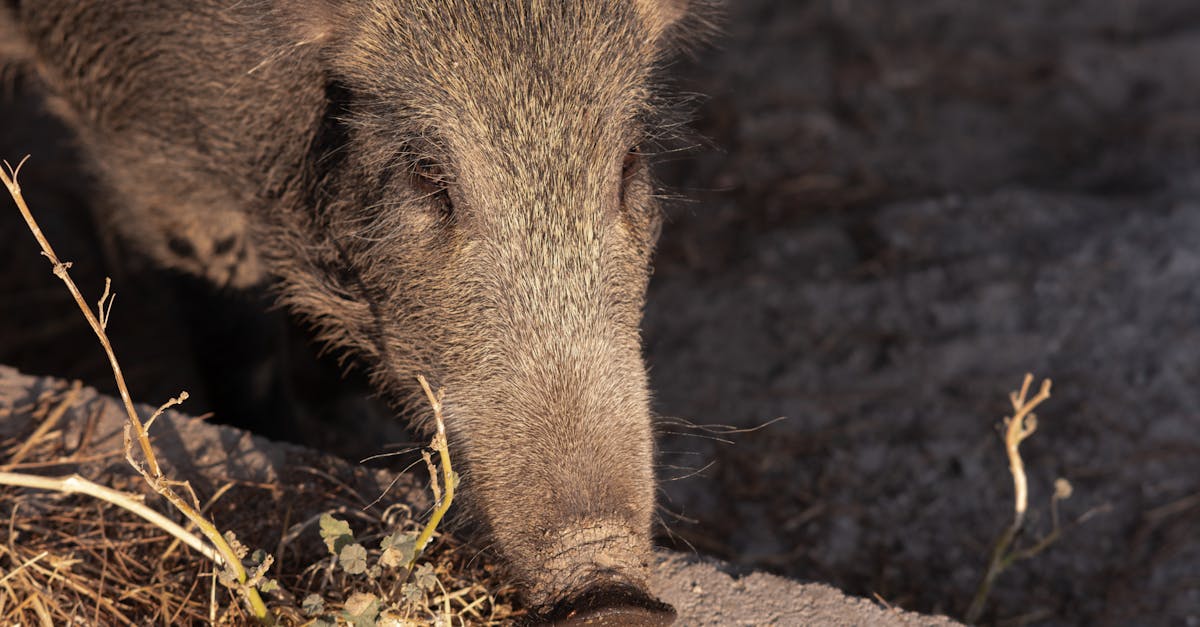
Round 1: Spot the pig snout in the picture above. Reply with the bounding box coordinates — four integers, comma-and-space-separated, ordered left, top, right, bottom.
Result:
434, 322, 672, 618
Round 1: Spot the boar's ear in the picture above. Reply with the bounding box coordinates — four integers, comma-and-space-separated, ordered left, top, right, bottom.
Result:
634, 0, 719, 50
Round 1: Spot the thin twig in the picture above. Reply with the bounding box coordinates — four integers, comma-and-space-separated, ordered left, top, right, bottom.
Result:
0, 551, 48, 587
1, 156, 159, 478
410, 375, 456, 570
965, 374, 1055, 624
422, 450, 442, 505
97, 278, 114, 331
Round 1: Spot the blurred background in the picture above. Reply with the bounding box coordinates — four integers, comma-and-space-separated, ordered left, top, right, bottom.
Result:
3, 1, 1199, 624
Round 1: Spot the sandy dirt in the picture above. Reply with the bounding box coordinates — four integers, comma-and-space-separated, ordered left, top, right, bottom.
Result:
2, 1, 1199, 625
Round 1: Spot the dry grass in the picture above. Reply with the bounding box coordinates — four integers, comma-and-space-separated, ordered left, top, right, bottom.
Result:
0, 389, 519, 624
0, 158, 519, 624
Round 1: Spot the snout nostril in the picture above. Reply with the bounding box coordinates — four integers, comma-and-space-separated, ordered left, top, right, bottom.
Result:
538, 585, 676, 627
213, 236, 238, 255
167, 235, 196, 258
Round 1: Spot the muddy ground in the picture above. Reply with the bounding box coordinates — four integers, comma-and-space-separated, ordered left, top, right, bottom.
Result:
2, 1, 1199, 625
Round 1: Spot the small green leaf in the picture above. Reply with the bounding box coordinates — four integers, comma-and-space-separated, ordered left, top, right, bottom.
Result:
257, 578, 279, 593
301, 593, 325, 616
341, 592, 381, 627
338, 542, 369, 574
402, 582, 424, 604
414, 562, 437, 591
380, 530, 405, 550
379, 532, 417, 569
319, 513, 355, 555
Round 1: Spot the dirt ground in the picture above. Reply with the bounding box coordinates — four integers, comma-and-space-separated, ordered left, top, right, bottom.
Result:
647, 1, 1200, 624
0, 366, 959, 625
2, 1, 1199, 625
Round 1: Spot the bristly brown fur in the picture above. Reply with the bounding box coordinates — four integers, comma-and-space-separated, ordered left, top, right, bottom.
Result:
2, 0, 710, 614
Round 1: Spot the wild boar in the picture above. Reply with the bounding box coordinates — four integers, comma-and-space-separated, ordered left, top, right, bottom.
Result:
2, 0, 706, 622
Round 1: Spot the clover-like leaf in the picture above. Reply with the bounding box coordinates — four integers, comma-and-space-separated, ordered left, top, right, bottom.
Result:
401, 582, 424, 604
338, 542, 369, 575
379, 530, 404, 550
380, 531, 417, 569
341, 592, 381, 627
414, 562, 437, 591
301, 593, 325, 617
319, 513, 356, 555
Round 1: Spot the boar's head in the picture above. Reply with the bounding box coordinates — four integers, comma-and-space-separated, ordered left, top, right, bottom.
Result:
265, 0, 705, 621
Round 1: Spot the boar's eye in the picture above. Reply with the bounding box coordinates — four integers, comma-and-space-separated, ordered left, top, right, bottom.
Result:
410, 157, 453, 218
619, 146, 642, 207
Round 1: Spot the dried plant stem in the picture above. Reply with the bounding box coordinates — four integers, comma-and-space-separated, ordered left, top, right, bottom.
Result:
0, 157, 158, 478
1, 157, 272, 624
0, 550, 48, 588
0, 471, 217, 562
411, 374, 456, 570
965, 373, 1053, 624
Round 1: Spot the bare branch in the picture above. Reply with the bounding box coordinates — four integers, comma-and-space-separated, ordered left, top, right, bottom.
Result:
0, 471, 218, 563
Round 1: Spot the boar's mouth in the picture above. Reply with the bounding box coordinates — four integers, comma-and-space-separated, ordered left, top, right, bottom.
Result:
538, 584, 677, 626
